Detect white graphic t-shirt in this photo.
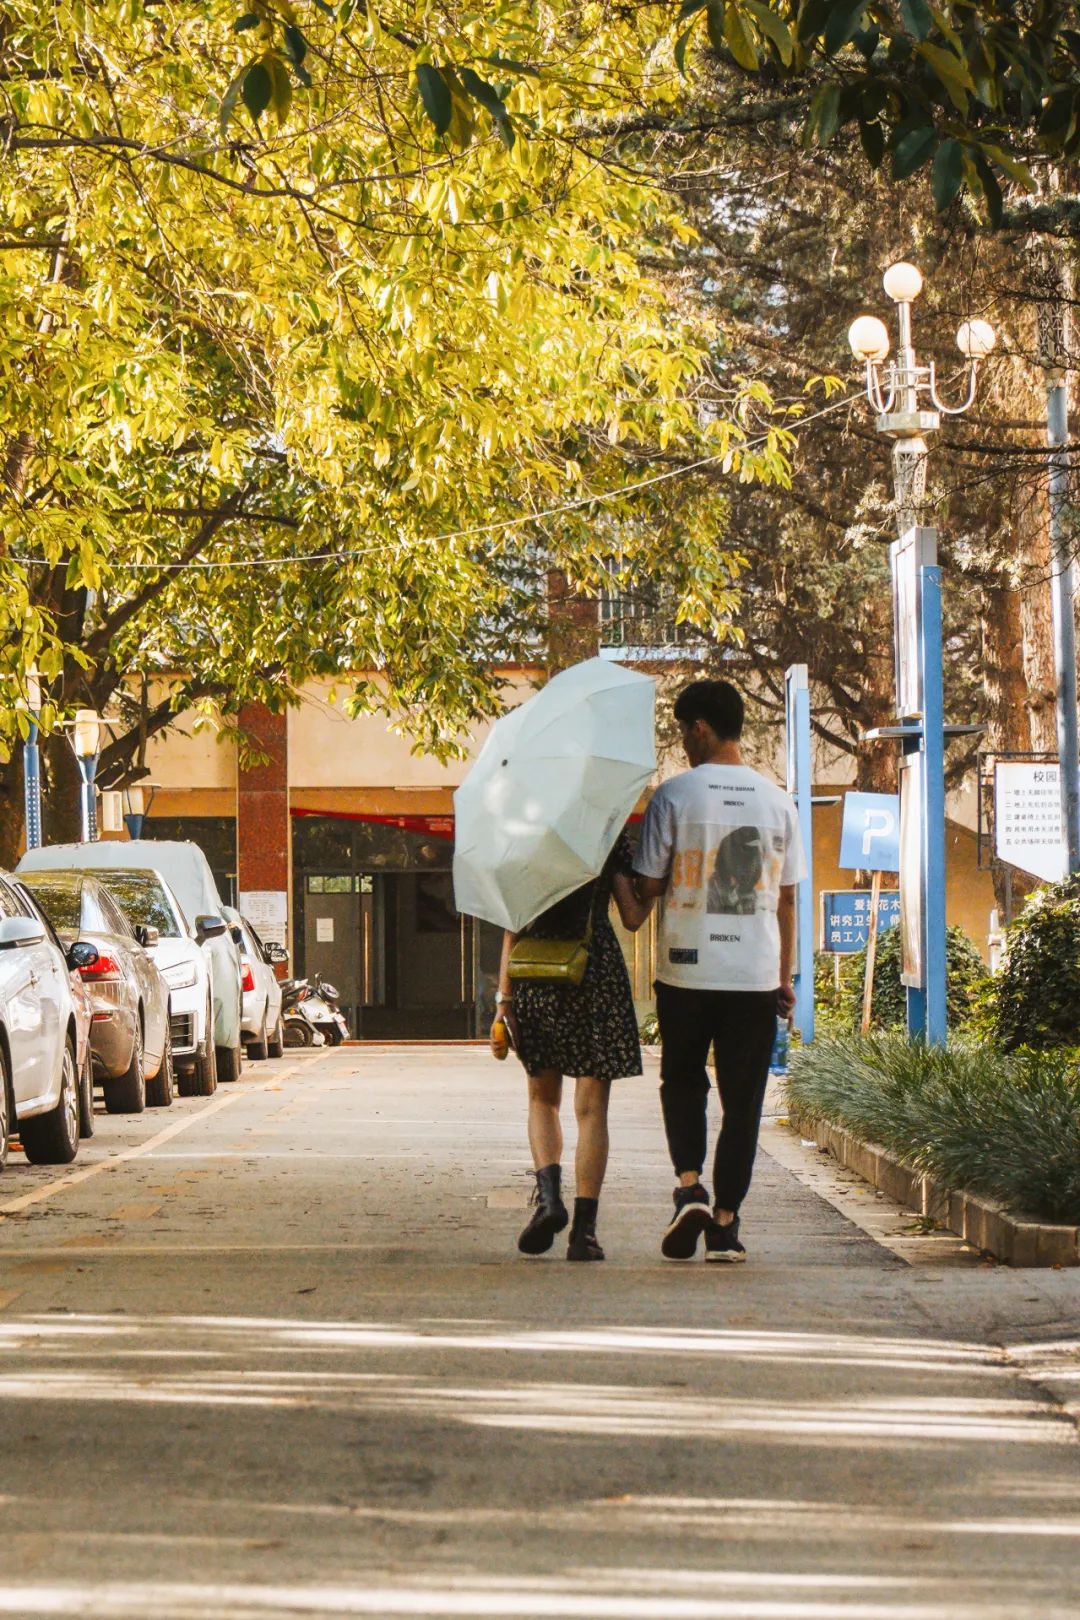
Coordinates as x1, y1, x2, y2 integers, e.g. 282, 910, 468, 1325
634, 764, 806, 991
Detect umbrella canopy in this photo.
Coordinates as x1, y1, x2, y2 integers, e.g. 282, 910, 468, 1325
453, 658, 656, 931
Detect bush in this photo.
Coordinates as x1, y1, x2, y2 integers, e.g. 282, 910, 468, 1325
994, 877, 1080, 1051
829, 925, 988, 1033
787, 1034, 1080, 1224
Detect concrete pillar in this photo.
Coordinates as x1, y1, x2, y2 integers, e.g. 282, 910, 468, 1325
236, 703, 290, 962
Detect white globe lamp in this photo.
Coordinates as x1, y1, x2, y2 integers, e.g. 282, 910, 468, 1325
956, 319, 996, 360
883, 262, 924, 304
848, 315, 891, 362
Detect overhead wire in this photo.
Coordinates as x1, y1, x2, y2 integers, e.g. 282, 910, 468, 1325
4, 393, 856, 574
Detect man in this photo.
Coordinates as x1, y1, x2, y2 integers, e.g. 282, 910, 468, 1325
634, 679, 805, 1263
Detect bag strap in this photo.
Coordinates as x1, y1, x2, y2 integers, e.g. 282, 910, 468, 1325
582, 883, 599, 949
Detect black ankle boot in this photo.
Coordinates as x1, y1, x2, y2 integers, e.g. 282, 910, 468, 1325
518, 1164, 569, 1255
567, 1198, 605, 1262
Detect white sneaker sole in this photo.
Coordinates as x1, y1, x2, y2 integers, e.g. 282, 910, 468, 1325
704, 1248, 747, 1263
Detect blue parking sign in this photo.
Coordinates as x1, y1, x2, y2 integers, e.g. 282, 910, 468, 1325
839, 791, 901, 872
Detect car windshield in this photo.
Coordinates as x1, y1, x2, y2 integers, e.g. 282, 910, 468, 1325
96, 871, 182, 938
22, 877, 81, 933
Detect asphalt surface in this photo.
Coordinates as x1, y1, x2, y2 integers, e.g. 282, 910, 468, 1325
0, 1044, 1077, 1619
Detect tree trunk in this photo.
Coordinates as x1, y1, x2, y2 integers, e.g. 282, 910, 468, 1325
1016, 475, 1059, 753
0, 753, 25, 871
43, 733, 86, 846
854, 592, 898, 794
981, 535, 1036, 912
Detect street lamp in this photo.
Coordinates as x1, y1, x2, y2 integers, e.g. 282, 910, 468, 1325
21, 667, 44, 851
123, 782, 157, 840
71, 709, 103, 842
847, 264, 994, 1044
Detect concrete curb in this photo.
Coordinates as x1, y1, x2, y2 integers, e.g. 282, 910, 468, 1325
786, 1105, 1080, 1268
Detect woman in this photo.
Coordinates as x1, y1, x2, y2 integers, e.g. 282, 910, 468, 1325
491, 830, 648, 1262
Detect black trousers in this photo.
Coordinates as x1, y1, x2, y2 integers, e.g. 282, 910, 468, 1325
655, 981, 779, 1213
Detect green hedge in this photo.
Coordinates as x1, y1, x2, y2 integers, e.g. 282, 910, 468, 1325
786, 1034, 1080, 1224
994, 878, 1080, 1051
818, 926, 988, 1035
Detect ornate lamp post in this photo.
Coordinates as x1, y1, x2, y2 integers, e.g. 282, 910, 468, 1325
21, 667, 44, 851
71, 709, 104, 842
847, 264, 994, 1043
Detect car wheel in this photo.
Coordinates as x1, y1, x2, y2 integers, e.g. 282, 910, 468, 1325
247, 1007, 270, 1062
21, 1039, 80, 1165
267, 1015, 285, 1060
0, 1047, 12, 1170
283, 1015, 314, 1048
104, 1031, 146, 1114
78, 1044, 95, 1139
146, 1021, 174, 1109
216, 1041, 242, 1083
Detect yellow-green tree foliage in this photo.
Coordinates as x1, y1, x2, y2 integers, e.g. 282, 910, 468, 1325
0, 1, 791, 844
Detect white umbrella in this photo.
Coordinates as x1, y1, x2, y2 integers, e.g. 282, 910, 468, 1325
453, 657, 656, 931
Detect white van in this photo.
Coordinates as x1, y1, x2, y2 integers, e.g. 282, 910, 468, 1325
19, 841, 245, 1083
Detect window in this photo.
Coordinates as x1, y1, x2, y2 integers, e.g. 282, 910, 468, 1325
98, 871, 181, 937
23, 878, 81, 933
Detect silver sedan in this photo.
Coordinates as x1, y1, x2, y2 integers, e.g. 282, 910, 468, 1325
18, 872, 172, 1114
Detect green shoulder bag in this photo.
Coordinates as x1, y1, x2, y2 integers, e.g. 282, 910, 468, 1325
507, 892, 597, 987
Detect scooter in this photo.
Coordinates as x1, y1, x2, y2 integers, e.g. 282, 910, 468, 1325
309, 973, 349, 1045
280, 979, 327, 1048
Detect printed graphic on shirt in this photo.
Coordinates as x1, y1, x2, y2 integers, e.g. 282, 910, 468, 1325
706, 826, 787, 916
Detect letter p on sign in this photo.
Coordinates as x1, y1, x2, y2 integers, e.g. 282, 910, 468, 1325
839, 791, 901, 873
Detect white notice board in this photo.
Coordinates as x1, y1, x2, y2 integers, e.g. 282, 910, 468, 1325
237, 889, 289, 947
994, 763, 1066, 884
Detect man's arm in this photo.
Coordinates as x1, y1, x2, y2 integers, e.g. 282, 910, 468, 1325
777, 884, 797, 1016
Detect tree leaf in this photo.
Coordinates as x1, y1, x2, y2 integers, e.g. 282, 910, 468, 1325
241, 61, 272, 124
269, 55, 293, 123
917, 41, 973, 112
891, 123, 937, 179
219, 67, 246, 133
674, 20, 699, 74
899, 0, 932, 42
706, 0, 726, 56
743, 0, 794, 65
415, 64, 453, 136
679, 0, 709, 16
858, 115, 885, 167
460, 66, 515, 148
233, 13, 261, 32
979, 141, 1038, 192
283, 25, 307, 67
972, 150, 1003, 227
796, 0, 834, 44
804, 81, 842, 147
930, 136, 964, 209
824, 0, 867, 59
724, 5, 760, 70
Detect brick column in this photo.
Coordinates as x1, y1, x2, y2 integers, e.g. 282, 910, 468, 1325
236, 703, 290, 958
546, 568, 600, 674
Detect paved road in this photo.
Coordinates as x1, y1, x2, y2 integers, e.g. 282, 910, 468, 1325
0, 1045, 1077, 1619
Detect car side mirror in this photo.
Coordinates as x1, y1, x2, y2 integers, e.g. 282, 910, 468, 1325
195, 914, 228, 943
135, 925, 160, 949
264, 942, 289, 965
229, 924, 244, 947
0, 915, 46, 950
67, 940, 100, 971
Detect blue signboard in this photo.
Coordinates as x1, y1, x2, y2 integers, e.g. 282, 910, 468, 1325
839, 791, 901, 872
821, 890, 901, 954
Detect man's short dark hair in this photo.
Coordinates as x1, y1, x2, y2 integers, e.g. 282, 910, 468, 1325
673, 679, 744, 741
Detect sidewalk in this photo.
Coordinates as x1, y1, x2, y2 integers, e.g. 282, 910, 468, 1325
0, 1043, 1076, 1618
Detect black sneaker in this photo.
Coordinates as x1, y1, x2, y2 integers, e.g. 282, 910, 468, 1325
517, 1167, 569, 1256
705, 1214, 746, 1263
661, 1184, 712, 1260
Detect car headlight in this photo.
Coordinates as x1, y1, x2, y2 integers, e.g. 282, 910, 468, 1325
161, 961, 198, 990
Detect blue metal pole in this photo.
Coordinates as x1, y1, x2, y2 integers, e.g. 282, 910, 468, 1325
23, 720, 43, 850
918, 564, 948, 1044
785, 664, 815, 1043
78, 755, 99, 842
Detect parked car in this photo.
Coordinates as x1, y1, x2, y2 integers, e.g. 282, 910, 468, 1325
11, 882, 97, 1139
19, 840, 244, 1082
18, 872, 172, 1114
56, 867, 218, 1097
0, 871, 87, 1167
226, 909, 285, 1061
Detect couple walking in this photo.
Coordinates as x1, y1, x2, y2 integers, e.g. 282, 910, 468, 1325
490, 678, 805, 1263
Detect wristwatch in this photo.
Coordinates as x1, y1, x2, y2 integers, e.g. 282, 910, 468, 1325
495, 990, 514, 1006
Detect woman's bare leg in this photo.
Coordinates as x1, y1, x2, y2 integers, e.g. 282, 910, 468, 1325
574, 1076, 611, 1199
527, 1070, 563, 1170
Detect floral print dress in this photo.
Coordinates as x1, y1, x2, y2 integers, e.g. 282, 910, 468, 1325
513, 832, 642, 1083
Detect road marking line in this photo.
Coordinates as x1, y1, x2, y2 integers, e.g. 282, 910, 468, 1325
0, 1057, 321, 1219
113, 1201, 163, 1221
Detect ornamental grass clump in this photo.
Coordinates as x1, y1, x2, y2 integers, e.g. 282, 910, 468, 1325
786, 1035, 1080, 1225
